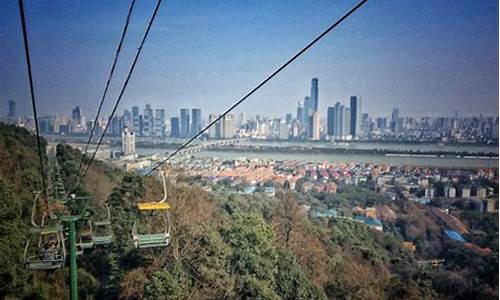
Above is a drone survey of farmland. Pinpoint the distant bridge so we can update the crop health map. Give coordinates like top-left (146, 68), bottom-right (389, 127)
top-left (173, 138), bottom-right (244, 158)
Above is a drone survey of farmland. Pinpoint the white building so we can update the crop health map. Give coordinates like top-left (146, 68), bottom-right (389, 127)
top-left (122, 127), bottom-right (136, 156)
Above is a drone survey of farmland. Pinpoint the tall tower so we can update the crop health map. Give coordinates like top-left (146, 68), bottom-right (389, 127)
top-left (350, 96), bottom-right (362, 138)
top-left (311, 111), bottom-right (320, 140)
top-left (180, 108), bottom-right (190, 138)
top-left (191, 108), bottom-right (202, 136)
top-left (223, 114), bottom-right (235, 138)
top-left (310, 78), bottom-right (319, 112)
top-left (122, 127), bottom-right (136, 156)
top-left (208, 114), bottom-right (218, 138)
top-left (344, 107), bottom-right (351, 139)
top-left (170, 117), bottom-right (180, 137)
top-left (131, 106), bottom-right (141, 135)
top-left (154, 109), bottom-right (166, 137)
top-left (142, 104), bottom-right (153, 137)
top-left (72, 106), bottom-right (81, 125)
top-left (327, 106), bottom-right (335, 136)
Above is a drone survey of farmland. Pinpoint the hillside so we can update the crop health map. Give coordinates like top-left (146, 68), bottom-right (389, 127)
top-left (0, 123), bottom-right (497, 299)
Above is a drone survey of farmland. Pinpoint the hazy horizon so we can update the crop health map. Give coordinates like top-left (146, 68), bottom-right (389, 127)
top-left (1, 0), bottom-right (498, 119)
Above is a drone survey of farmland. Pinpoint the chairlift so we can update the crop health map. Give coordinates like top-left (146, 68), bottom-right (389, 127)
top-left (132, 170), bottom-right (171, 249)
top-left (24, 210), bottom-right (66, 270)
top-left (77, 220), bottom-right (94, 250)
top-left (92, 204), bottom-right (113, 246)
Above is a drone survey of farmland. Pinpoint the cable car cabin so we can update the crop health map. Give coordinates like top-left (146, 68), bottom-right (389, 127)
top-left (92, 204), bottom-right (113, 246)
top-left (24, 225), bottom-right (66, 270)
top-left (132, 202), bottom-right (171, 249)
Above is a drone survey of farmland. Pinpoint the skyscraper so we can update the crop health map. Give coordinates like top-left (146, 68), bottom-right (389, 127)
top-left (391, 108), bottom-right (399, 132)
top-left (142, 104), bottom-right (153, 137)
top-left (208, 114), bottom-right (218, 138)
top-left (132, 106), bottom-right (141, 134)
top-left (180, 108), bottom-right (190, 138)
top-left (333, 102), bottom-right (341, 138)
top-left (110, 115), bottom-right (122, 136)
top-left (170, 117), bottom-right (180, 137)
top-left (72, 106), bottom-right (81, 125)
top-left (310, 78), bottom-right (319, 112)
top-left (327, 106), bottom-right (335, 136)
top-left (344, 107), bottom-right (351, 138)
top-left (303, 96), bottom-right (311, 131)
top-left (154, 109), bottom-right (166, 137)
top-left (350, 96), bottom-right (362, 138)
top-left (285, 113), bottom-right (292, 125)
top-left (123, 109), bottom-right (132, 129)
top-left (311, 111), bottom-right (320, 140)
top-left (191, 108), bottom-right (202, 136)
top-left (338, 104), bottom-right (345, 138)
top-left (223, 114), bottom-right (235, 138)
top-left (297, 101), bottom-right (303, 125)
top-left (279, 122), bottom-right (289, 140)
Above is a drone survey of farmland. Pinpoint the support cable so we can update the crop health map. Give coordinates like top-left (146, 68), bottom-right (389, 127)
top-left (73, 0), bottom-right (164, 192)
top-left (146, 0), bottom-right (369, 176)
top-left (18, 0), bottom-right (48, 200)
top-left (74, 0), bottom-right (137, 183)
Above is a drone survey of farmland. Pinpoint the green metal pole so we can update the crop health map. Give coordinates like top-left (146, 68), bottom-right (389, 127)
top-left (68, 220), bottom-right (78, 300)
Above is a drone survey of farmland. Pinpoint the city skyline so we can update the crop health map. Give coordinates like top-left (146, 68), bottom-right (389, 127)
top-left (1, 0), bottom-right (498, 118)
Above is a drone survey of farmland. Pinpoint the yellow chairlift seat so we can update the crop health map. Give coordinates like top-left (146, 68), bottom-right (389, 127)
top-left (132, 170), bottom-right (171, 249)
top-left (137, 202), bottom-right (170, 210)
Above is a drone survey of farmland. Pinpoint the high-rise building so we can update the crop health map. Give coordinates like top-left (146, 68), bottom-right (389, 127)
top-left (297, 101), bottom-right (303, 125)
top-left (310, 78), bottom-right (319, 112)
top-left (391, 108), bottom-right (399, 132)
top-left (327, 106), bottom-right (335, 136)
top-left (208, 114), bottom-right (218, 138)
top-left (191, 108), bottom-right (202, 136)
top-left (7, 100), bottom-right (16, 118)
top-left (122, 126), bottom-right (135, 156)
top-left (338, 105), bottom-right (345, 138)
top-left (344, 107), bottom-right (351, 138)
top-left (142, 104), bottom-right (153, 137)
top-left (238, 113), bottom-right (246, 127)
top-left (279, 122), bottom-right (289, 140)
top-left (285, 113), bottom-right (292, 125)
top-left (123, 109), bottom-right (132, 129)
top-left (222, 114), bottom-right (235, 138)
top-left (303, 96), bottom-right (311, 127)
top-left (311, 111), bottom-right (320, 140)
top-left (376, 117), bottom-right (387, 130)
top-left (154, 109), bottom-right (166, 137)
top-left (72, 106), bottom-right (81, 125)
top-left (350, 96), bottom-right (362, 138)
top-left (180, 109), bottom-right (190, 138)
top-left (132, 106), bottom-right (141, 134)
top-left (170, 117), bottom-right (180, 137)
top-left (110, 115), bottom-right (122, 136)
top-left (334, 102), bottom-right (342, 137)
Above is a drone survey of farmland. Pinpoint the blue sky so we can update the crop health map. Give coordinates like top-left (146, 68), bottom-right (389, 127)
top-left (1, 0), bottom-right (498, 120)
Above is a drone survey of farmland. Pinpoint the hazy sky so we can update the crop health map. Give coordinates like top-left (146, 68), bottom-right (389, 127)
top-left (1, 0), bottom-right (498, 120)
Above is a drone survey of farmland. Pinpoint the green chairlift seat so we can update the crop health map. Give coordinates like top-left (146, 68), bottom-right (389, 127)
top-left (92, 205), bottom-right (113, 246)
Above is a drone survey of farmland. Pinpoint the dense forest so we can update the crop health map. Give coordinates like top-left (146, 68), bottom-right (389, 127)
top-left (0, 123), bottom-right (498, 299)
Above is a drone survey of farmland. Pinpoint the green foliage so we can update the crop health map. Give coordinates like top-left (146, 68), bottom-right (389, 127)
top-left (0, 179), bottom-right (27, 295)
top-left (275, 250), bottom-right (325, 300)
top-left (144, 263), bottom-right (192, 300)
top-left (224, 212), bottom-right (278, 281)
